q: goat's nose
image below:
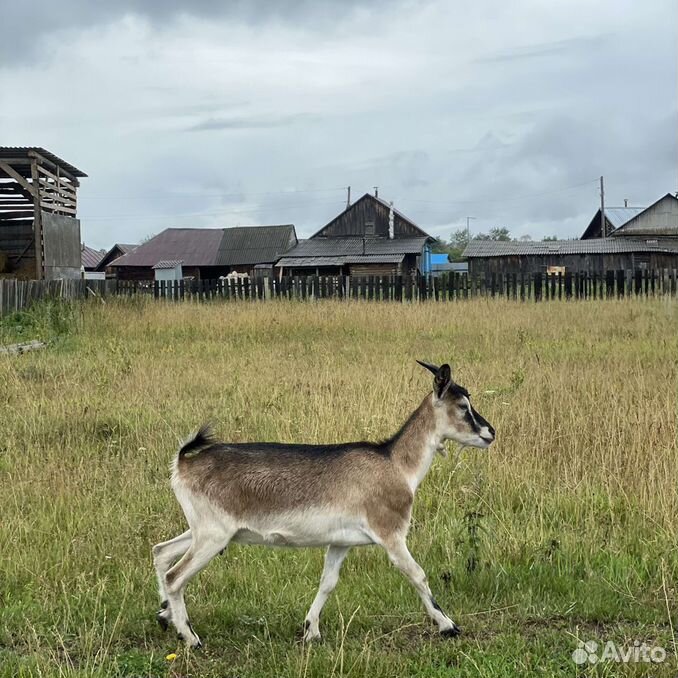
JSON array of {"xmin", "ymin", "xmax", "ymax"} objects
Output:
[{"xmin": 487, "ymin": 424, "xmax": 496, "ymax": 437}]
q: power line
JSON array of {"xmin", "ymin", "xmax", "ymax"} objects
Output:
[
  {"xmin": 79, "ymin": 186, "xmax": 347, "ymax": 200},
  {"xmin": 396, "ymin": 179, "xmax": 599, "ymax": 207},
  {"xmin": 81, "ymin": 198, "xmax": 346, "ymax": 221}
]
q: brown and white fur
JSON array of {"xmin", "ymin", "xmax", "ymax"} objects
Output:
[{"xmin": 152, "ymin": 361, "xmax": 495, "ymax": 648}]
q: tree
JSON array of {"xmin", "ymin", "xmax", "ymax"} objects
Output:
[
  {"xmin": 472, "ymin": 228, "xmax": 512, "ymax": 241},
  {"xmin": 542, "ymin": 235, "xmax": 558, "ymax": 241},
  {"xmin": 489, "ymin": 227, "xmax": 511, "ymax": 241},
  {"xmin": 519, "ymin": 234, "xmax": 533, "ymax": 241},
  {"xmin": 437, "ymin": 228, "xmax": 471, "ymax": 261}
]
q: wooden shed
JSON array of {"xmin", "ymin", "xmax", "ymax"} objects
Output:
[
  {"xmin": 463, "ymin": 238, "xmax": 678, "ymax": 276},
  {"xmin": 0, "ymin": 147, "xmax": 86, "ymax": 279},
  {"xmin": 110, "ymin": 225, "xmax": 297, "ymax": 280}
]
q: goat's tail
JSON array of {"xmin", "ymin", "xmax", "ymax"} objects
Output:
[{"xmin": 178, "ymin": 423, "xmax": 216, "ymax": 460}]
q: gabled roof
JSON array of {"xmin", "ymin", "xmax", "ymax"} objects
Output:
[
  {"xmin": 463, "ymin": 238, "xmax": 678, "ymax": 258},
  {"xmin": 81, "ymin": 245, "xmax": 106, "ymax": 269},
  {"xmin": 0, "ymin": 147, "xmax": 87, "ymax": 178},
  {"xmin": 97, "ymin": 243, "xmax": 138, "ymax": 271},
  {"xmin": 214, "ymin": 225, "xmax": 296, "ymax": 266},
  {"xmin": 111, "ymin": 225, "xmax": 297, "ymax": 268},
  {"xmin": 610, "ymin": 193, "xmax": 678, "ymax": 237},
  {"xmin": 115, "ymin": 243, "xmax": 137, "ymax": 254},
  {"xmin": 581, "ymin": 206, "xmax": 645, "ymax": 239},
  {"xmin": 279, "ymin": 236, "xmax": 429, "ymax": 260},
  {"xmin": 310, "ymin": 193, "xmax": 432, "ymax": 239}
]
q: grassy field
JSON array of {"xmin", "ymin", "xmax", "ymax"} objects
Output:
[{"xmin": 0, "ymin": 296, "xmax": 677, "ymax": 677}]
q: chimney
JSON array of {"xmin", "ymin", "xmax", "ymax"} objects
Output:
[
  {"xmin": 624, "ymin": 198, "xmax": 628, "ymax": 207},
  {"xmin": 388, "ymin": 201, "xmax": 395, "ymax": 239},
  {"xmin": 374, "ymin": 186, "xmax": 379, "ymax": 198}
]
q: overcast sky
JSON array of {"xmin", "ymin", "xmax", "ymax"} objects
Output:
[{"xmin": 1, "ymin": 1, "xmax": 676, "ymax": 248}]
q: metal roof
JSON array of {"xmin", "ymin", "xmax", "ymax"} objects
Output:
[
  {"xmin": 605, "ymin": 207, "xmax": 645, "ymax": 229},
  {"xmin": 214, "ymin": 225, "xmax": 296, "ymax": 266},
  {"xmin": 0, "ymin": 147, "xmax": 87, "ymax": 177},
  {"xmin": 111, "ymin": 226, "xmax": 296, "ymax": 268},
  {"xmin": 81, "ymin": 245, "xmax": 106, "ymax": 269},
  {"xmin": 113, "ymin": 229, "xmax": 224, "ymax": 267},
  {"xmin": 280, "ymin": 236, "xmax": 428, "ymax": 260},
  {"xmin": 152, "ymin": 260, "xmax": 183, "ymax": 270},
  {"xmin": 463, "ymin": 238, "xmax": 678, "ymax": 258},
  {"xmin": 277, "ymin": 254, "xmax": 405, "ymax": 267}
]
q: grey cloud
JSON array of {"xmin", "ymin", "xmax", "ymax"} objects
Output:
[
  {"xmin": 1, "ymin": 0, "xmax": 674, "ymax": 248},
  {"xmin": 0, "ymin": 1, "xmax": 393, "ymax": 64},
  {"xmin": 477, "ymin": 34, "xmax": 610, "ymax": 63},
  {"xmin": 188, "ymin": 113, "xmax": 318, "ymax": 132}
]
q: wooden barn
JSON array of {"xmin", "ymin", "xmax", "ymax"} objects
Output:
[
  {"xmin": 463, "ymin": 238, "xmax": 678, "ymax": 276},
  {"xmin": 110, "ymin": 225, "xmax": 297, "ymax": 280},
  {"xmin": 466, "ymin": 192, "xmax": 678, "ymax": 276},
  {"xmin": 0, "ymin": 147, "xmax": 86, "ymax": 280},
  {"xmin": 276, "ymin": 192, "xmax": 433, "ymax": 276}
]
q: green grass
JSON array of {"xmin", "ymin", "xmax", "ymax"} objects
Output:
[{"xmin": 0, "ymin": 297, "xmax": 676, "ymax": 676}]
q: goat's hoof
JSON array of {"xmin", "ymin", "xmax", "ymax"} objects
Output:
[
  {"xmin": 302, "ymin": 619, "xmax": 321, "ymax": 643},
  {"xmin": 156, "ymin": 611, "xmax": 169, "ymax": 631},
  {"xmin": 440, "ymin": 624, "xmax": 462, "ymax": 638},
  {"xmin": 178, "ymin": 628, "xmax": 202, "ymax": 649},
  {"xmin": 303, "ymin": 630, "xmax": 322, "ymax": 643}
]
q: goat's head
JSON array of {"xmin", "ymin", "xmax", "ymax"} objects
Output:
[{"xmin": 417, "ymin": 360, "xmax": 495, "ymax": 449}]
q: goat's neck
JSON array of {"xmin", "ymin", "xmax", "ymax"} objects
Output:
[{"xmin": 389, "ymin": 394, "xmax": 445, "ymax": 492}]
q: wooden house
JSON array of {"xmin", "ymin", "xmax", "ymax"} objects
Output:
[
  {"xmin": 276, "ymin": 193, "xmax": 433, "ymax": 276},
  {"xmin": 0, "ymin": 147, "xmax": 86, "ymax": 279}
]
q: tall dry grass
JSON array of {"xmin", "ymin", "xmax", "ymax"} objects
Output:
[{"xmin": 0, "ymin": 297, "xmax": 676, "ymax": 677}]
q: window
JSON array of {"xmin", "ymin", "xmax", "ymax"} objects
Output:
[{"xmin": 364, "ymin": 221, "xmax": 375, "ymax": 236}]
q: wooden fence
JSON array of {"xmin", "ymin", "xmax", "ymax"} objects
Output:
[{"xmin": 1, "ymin": 270, "xmax": 677, "ymax": 316}]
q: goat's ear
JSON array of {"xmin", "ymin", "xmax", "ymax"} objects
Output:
[
  {"xmin": 416, "ymin": 360, "xmax": 439, "ymax": 375},
  {"xmin": 434, "ymin": 363, "xmax": 452, "ymax": 399}
]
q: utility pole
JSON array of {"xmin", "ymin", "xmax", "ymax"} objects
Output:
[
  {"xmin": 600, "ymin": 176, "xmax": 606, "ymax": 238},
  {"xmin": 466, "ymin": 216, "xmax": 476, "ymax": 244},
  {"xmin": 346, "ymin": 186, "xmax": 351, "ymax": 209}
]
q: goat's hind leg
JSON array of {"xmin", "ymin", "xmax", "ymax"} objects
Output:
[
  {"xmin": 152, "ymin": 530, "xmax": 192, "ymax": 630},
  {"xmin": 164, "ymin": 526, "xmax": 235, "ymax": 649}
]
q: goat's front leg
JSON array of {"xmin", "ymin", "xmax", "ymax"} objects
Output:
[
  {"xmin": 381, "ymin": 538, "xmax": 460, "ymax": 637},
  {"xmin": 304, "ymin": 545, "xmax": 350, "ymax": 642}
]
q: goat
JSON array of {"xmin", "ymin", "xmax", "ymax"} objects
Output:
[{"xmin": 152, "ymin": 360, "xmax": 495, "ymax": 648}]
